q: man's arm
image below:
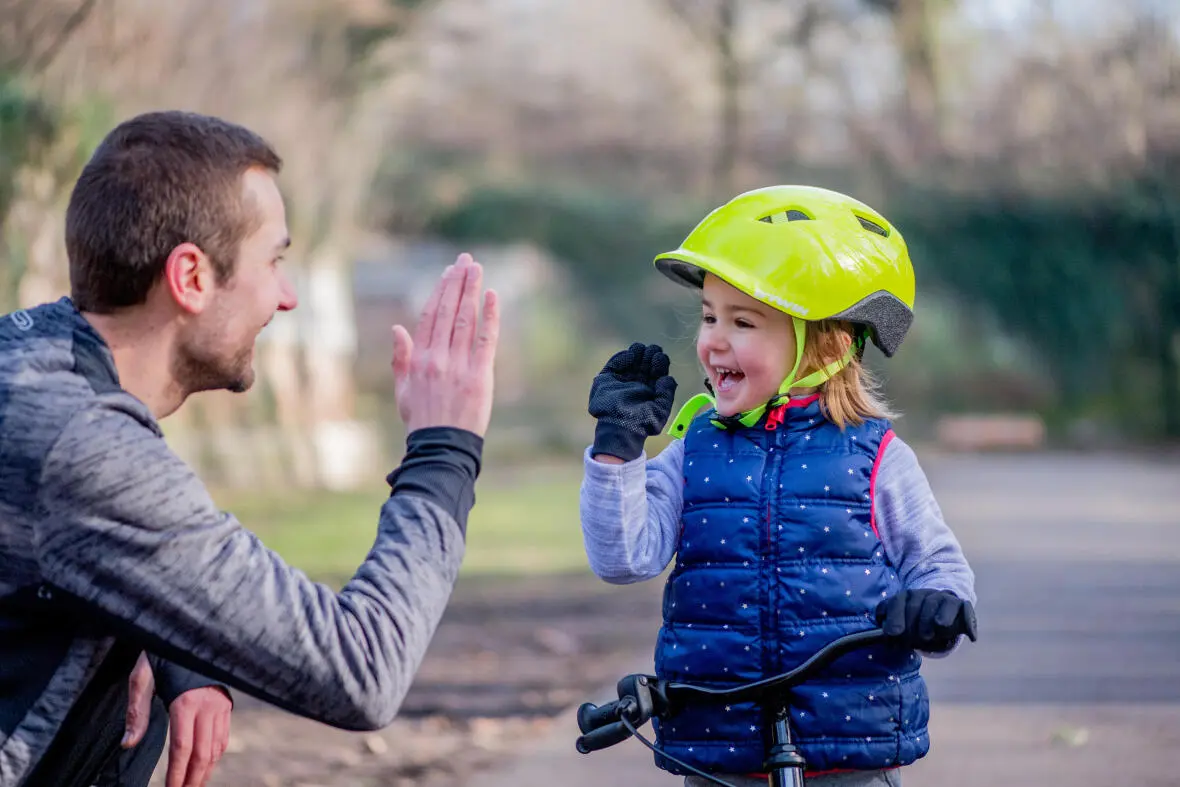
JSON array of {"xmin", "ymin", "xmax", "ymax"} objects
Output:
[{"xmin": 37, "ymin": 402, "xmax": 479, "ymax": 731}]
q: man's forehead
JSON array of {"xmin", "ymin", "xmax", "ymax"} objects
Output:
[{"xmin": 241, "ymin": 166, "xmax": 284, "ymax": 206}]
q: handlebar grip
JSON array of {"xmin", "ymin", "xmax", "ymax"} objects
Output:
[
  {"xmin": 575, "ymin": 720, "xmax": 633, "ymax": 753},
  {"xmin": 576, "ymin": 700, "xmax": 621, "ymax": 734}
]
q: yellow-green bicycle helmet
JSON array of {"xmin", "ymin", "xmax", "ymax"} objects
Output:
[{"xmin": 655, "ymin": 185, "xmax": 916, "ymax": 435}]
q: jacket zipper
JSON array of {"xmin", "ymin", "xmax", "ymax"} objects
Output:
[{"xmin": 762, "ymin": 440, "xmax": 782, "ymax": 681}]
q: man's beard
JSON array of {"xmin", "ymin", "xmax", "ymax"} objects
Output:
[{"xmin": 173, "ymin": 336, "xmax": 255, "ymax": 396}]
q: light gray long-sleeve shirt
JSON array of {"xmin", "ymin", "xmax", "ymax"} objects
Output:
[{"xmin": 579, "ymin": 434, "xmax": 975, "ymax": 608}]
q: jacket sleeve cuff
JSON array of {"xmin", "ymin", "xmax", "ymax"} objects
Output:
[
  {"xmin": 385, "ymin": 426, "xmax": 484, "ymax": 536},
  {"xmin": 149, "ymin": 655, "xmax": 234, "ymax": 708}
]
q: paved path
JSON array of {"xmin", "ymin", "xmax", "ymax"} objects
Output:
[{"xmin": 473, "ymin": 450, "xmax": 1180, "ymax": 787}]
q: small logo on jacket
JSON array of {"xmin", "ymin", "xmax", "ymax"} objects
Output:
[{"xmin": 10, "ymin": 310, "xmax": 34, "ymax": 331}]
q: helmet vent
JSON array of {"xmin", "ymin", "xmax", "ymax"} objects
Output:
[
  {"xmin": 856, "ymin": 215, "xmax": 890, "ymax": 237},
  {"xmin": 759, "ymin": 209, "xmax": 812, "ymax": 224}
]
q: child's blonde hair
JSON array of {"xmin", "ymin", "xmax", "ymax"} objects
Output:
[{"xmin": 799, "ymin": 320, "xmax": 897, "ymax": 428}]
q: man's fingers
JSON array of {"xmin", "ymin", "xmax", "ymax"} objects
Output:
[
  {"xmin": 165, "ymin": 705, "xmax": 193, "ymax": 787},
  {"xmin": 391, "ymin": 325, "xmax": 413, "ymax": 386},
  {"xmin": 472, "ymin": 289, "xmax": 500, "ymax": 374},
  {"xmin": 123, "ymin": 654, "xmax": 153, "ymax": 748},
  {"xmin": 122, "ymin": 700, "xmax": 149, "ymax": 748},
  {"xmin": 213, "ymin": 700, "xmax": 231, "ymax": 761},
  {"xmin": 182, "ymin": 710, "xmax": 215, "ymax": 787},
  {"xmin": 428, "ymin": 256, "xmax": 471, "ymax": 351},
  {"xmin": 450, "ymin": 261, "xmax": 483, "ymax": 352},
  {"xmin": 413, "ymin": 261, "xmax": 456, "ymax": 349}
]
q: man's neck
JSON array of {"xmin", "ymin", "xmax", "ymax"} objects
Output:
[{"xmin": 81, "ymin": 310, "xmax": 187, "ymax": 419}]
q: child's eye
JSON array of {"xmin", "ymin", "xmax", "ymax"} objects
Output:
[
  {"xmin": 735, "ymin": 319, "xmax": 754, "ymax": 329},
  {"xmin": 701, "ymin": 314, "xmax": 716, "ymax": 325}
]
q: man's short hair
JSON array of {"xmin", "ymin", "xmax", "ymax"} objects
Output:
[{"xmin": 65, "ymin": 110, "xmax": 283, "ymax": 313}]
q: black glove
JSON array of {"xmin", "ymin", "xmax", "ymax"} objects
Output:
[
  {"xmin": 588, "ymin": 342, "xmax": 678, "ymax": 461},
  {"xmin": 875, "ymin": 589, "xmax": 978, "ymax": 653}
]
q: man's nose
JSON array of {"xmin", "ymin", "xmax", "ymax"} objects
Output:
[{"xmin": 277, "ymin": 272, "xmax": 298, "ymax": 312}]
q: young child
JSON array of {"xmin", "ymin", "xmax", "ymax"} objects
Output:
[{"xmin": 579, "ymin": 185, "xmax": 977, "ymax": 787}]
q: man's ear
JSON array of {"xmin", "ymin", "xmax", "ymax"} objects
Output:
[{"xmin": 162, "ymin": 243, "xmax": 216, "ymax": 315}]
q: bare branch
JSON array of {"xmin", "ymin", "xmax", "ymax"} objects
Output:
[
  {"xmin": 748, "ymin": 1, "xmax": 836, "ymax": 74},
  {"xmin": 658, "ymin": 0, "xmax": 716, "ymax": 44},
  {"xmin": 30, "ymin": 0, "xmax": 99, "ymax": 73},
  {"xmin": 0, "ymin": 0, "xmax": 101, "ymax": 74}
]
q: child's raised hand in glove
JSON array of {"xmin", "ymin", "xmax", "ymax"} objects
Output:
[{"xmin": 588, "ymin": 342, "xmax": 678, "ymax": 462}]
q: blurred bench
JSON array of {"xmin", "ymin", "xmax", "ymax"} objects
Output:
[{"xmin": 935, "ymin": 413, "xmax": 1046, "ymax": 451}]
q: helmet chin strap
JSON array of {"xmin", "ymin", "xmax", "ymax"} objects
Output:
[{"xmin": 666, "ymin": 318, "xmax": 862, "ymax": 438}]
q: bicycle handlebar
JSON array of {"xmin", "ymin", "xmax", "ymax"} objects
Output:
[
  {"xmin": 665, "ymin": 628, "xmax": 887, "ymax": 704},
  {"xmin": 575, "ymin": 718, "xmax": 634, "ymax": 753},
  {"xmin": 574, "ymin": 628, "xmax": 889, "ymax": 754},
  {"xmin": 577, "ymin": 699, "xmax": 624, "ymax": 733}
]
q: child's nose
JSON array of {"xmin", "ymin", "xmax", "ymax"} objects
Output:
[
  {"xmin": 702, "ymin": 327, "xmax": 730, "ymax": 353},
  {"xmin": 698, "ymin": 335, "xmax": 726, "ymax": 361}
]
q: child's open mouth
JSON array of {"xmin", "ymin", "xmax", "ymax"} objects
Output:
[{"xmin": 714, "ymin": 366, "xmax": 745, "ymax": 393}]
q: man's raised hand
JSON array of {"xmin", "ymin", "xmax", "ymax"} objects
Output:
[{"xmin": 391, "ymin": 253, "xmax": 499, "ymax": 437}]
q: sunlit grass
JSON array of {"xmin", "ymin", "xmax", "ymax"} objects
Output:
[{"xmin": 214, "ymin": 459, "xmax": 594, "ymax": 585}]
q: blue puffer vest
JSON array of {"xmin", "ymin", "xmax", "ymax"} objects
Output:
[{"xmin": 652, "ymin": 396, "xmax": 930, "ymax": 776}]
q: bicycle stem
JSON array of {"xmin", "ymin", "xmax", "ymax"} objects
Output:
[{"xmin": 765, "ymin": 707, "xmax": 806, "ymax": 787}]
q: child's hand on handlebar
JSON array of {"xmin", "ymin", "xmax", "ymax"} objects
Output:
[{"xmin": 876, "ymin": 588, "xmax": 978, "ymax": 653}]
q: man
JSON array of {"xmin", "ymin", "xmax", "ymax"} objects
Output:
[{"xmin": 0, "ymin": 110, "xmax": 499, "ymax": 786}]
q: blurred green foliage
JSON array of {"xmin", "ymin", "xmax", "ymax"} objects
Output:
[{"xmin": 420, "ymin": 171, "xmax": 1180, "ymax": 441}]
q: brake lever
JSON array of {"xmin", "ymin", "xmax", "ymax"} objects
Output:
[
  {"xmin": 615, "ymin": 674, "xmax": 669, "ymax": 725},
  {"xmin": 575, "ymin": 674, "xmax": 672, "ymax": 755}
]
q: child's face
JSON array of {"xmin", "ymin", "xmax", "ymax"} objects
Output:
[{"xmin": 697, "ymin": 274, "xmax": 795, "ymax": 417}]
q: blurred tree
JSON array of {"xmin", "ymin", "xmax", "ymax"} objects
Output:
[
  {"xmin": 0, "ymin": 78, "xmax": 57, "ymax": 309},
  {"xmin": 0, "ymin": 0, "xmax": 438, "ymax": 488},
  {"xmin": 2, "ymin": 96, "xmax": 110, "ymax": 309},
  {"xmin": 859, "ymin": 0, "xmax": 954, "ymax": 161},
  {"xmin": 0, "ymin": 0, "xmax": 99, "ymax": 74},
  {"xmin": 426, "ymin": 182, "xmax": 699, "ymax": 343},
  {"xmin": 0, "ymin": 0, "xmax": 106, "ymax": 310},
  {"xmin": 894, "ymin": 172, "xmax": 1180, "ymax": 439},
  {"xmin": 658, "ymin": 0, "xmax": 833, "ymax": 197}
]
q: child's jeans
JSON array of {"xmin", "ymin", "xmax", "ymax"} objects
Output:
[{"xmin": 685, "ymin": 768, "xmax": 901, "ymax": 787}]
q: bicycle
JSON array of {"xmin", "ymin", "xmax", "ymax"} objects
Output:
[{"xmin": 574, "ymin": 628, "xmax": 889, "ymax": 787}]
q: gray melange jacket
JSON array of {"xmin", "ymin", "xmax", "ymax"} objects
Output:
[{"xmin": 0, "ymin": 298, "xmax": 481, "ymax": 786}]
